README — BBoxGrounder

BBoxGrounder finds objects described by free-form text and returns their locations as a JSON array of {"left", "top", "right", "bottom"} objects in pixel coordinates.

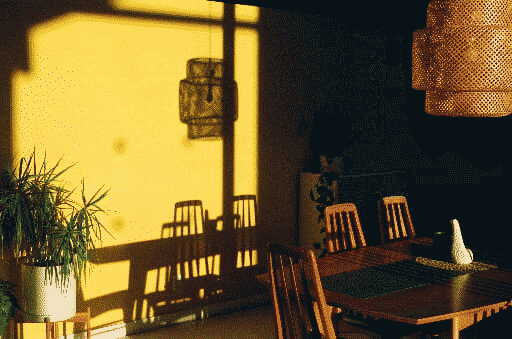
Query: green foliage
[
  {"left": 0, "top": 150, "right": 110, "bottom": 287},
  {"left": 0, "top": 280, "right": 17, "bottom": 335},
  {"left": 309, "top": 156, "right": 344, "bottom": 229},
  {"left": 309, "top": 156, "right": 343, "bottom": 254},
  {"left": 310, "top": 171, "right": 338, "bottom": 227},
  {"left": 0, "top": 280, "right": 16, "bottom": 316}
]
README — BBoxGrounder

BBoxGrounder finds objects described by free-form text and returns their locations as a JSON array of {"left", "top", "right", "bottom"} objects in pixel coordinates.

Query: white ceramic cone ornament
[{"left": 449, "top": 219, "right": 473, "bottom": 265}]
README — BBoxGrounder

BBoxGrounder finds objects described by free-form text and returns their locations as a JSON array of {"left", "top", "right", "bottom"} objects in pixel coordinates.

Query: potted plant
[
  {"left": 0, "top": 150, "right": 109, "bottom": 321},
  {"left": 0, "top": 280, "right": 16, "bottom": 337},
  {"left": 309, "top": 155, "right": 343, "bottom": 255}
]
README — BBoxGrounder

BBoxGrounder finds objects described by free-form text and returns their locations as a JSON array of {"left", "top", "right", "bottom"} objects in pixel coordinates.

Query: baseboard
[{"left": 59, "top": 294, "right": 270, "bottom": 338}]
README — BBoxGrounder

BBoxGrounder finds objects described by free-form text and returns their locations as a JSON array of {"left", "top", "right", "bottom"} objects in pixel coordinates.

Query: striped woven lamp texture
[{"left": 412, "top": 0, "right": 512, "bottom": 117}]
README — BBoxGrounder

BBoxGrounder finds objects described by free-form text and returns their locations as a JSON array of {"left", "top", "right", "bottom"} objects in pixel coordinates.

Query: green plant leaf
[{"left": 0, "top": 150, "right": 111, "bottom": 286}]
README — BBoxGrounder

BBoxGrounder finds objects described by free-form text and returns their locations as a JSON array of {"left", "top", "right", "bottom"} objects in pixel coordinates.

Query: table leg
[{"left": 451, "top": 316, "right": 459, "bottom": 339}]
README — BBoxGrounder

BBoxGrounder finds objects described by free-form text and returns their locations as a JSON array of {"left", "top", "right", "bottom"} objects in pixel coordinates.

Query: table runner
[
  {"left": 415, "top": 257, "right": 497, "bottom": 272},
  {"left": 321, "top": 259, "right": 494, "bottom": 299}
]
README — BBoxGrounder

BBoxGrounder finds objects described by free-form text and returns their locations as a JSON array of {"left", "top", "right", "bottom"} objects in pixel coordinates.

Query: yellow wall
[{"left": 10, "top": 1, "right": 259, "bottom": 335}]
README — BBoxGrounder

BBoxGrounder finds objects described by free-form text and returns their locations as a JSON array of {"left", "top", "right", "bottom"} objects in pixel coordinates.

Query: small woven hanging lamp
[
  {"left": 412, "top": 0, "right": 512, "bottom": 117},
  {"left": 179, "top": 58, "right": 238, "bottom": 139}
]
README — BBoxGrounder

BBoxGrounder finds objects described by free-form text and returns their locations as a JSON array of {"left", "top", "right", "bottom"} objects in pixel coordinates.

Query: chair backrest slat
[
  {"left": 397, "top": 203, "right": 407, "bottom": 238},
  {"left": 339, "top": 213, "right": 348, "bottom": 250},
  {"left": 347, "top": 212, "right": 357, "bottom": 248},
  {"left": 390, "top": 202, "right": 399, "bottom": 238}
]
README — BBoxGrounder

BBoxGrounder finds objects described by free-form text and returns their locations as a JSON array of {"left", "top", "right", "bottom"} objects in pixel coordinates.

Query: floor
[
  {"left": 123, "top": 305, "right": 275, "bottom": 339},
  {"left": 115, "top": 304, "right": 485, "bottom": 339}
]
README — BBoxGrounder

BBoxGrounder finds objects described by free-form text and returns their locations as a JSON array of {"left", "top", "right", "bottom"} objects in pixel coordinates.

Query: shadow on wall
[
  {"left": 0, "top": 0, "right": 117, "bottom": 296},
  {"left": 78, "top": 197, "right": 265, "bottom": 329},
  {"left": 0, "top": 2, "right": 263, "bottom": 336}
]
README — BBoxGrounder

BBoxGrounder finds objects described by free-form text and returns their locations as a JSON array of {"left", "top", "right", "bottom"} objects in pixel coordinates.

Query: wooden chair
[
  {"left": 9, "top": 308, "right": 91, "bottom": 339},
  {"left": 378, "top": 195, "right": 416, "bottom": 244},
  {"left": 62, "top": 308, "right": 91, "bottom": 339},
  {"left": 324, "top": 203, "right": 366, "bottom": 254},
  {"left": 268, "top": 243, "right": 380, "bottom": 339}
]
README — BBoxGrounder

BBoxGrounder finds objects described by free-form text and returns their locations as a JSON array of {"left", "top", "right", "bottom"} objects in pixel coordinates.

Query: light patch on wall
[
  {"left": 142, "top": 299, "right": 153, "bottom": 318},
  {"left": 109, "top": 0, "right": 224, "bottom": 19},
  {"left": 212, "top": 254, "right": 221, "bottom": 275},
  {"left": 235, "top": 4, "right": 260, "bottom": 23},
  {"left": 10, "top": 1, "right": 259, "bottom": 334},
  {"left": 236, "top": 249, "right": 258, "bottom": 268},
  {"left": 109, "top": 0, "right": 259, "bottom": 23},
  {"left": 171, "top": 255, "right": 221, "bottom": 281},
  {"left": 234, "top": 27, "right": 259, "bottom": 197},
  {"left": 81, "top": 260, "right": 131, "bottom": 300},
  {"left": 92, "top": 309, "right": 127, "bottom": 328},
  {"left": 12, "top": 12, "right": 227, "bottom": 243},
  {"left": 157, "top": 266, "right": 168, "bottom": 291},
  {"left": 144, "top": 268, "right": 160, "bottom": 294},
  {"left": 132, "top": 299, "right": 138, "bottom": 320}
]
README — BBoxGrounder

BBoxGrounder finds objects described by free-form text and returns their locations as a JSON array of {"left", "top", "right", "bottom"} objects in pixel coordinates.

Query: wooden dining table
[{"left": 257, "top": 238, "right": 512, "bottom": 339}]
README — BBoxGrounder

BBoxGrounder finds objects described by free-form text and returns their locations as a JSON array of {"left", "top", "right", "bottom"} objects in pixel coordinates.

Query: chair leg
[
  {"left": 8, "top": 319, "right": 15, "bottom": 339},
  {"left": 87, "top": 307, "right": 91, "bottom": 339},
  {"left": 45, "top": 320, "right": 52, "bottom": 339}
]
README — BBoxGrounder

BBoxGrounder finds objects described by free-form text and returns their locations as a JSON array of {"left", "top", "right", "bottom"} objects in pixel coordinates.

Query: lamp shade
[
  {"left": 179, "top": 58, "right": 238, "bottom": 139},
  {"left": 412, "top": 0, "right": 512, "bottom": 117}
]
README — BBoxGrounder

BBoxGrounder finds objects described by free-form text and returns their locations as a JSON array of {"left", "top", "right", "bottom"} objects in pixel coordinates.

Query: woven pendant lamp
[
  {"left": 412, "top": 0, "right": 512, "bottom": 117},
  {"left": 179, "top": 58, "right": 238, "bottom": 139}
]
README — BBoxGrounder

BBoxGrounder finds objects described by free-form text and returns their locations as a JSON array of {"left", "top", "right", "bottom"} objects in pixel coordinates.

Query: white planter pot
[
  {"left": 20, "top": 264, "right": 76, "bottom": 322},
  {"left": 298, "top": 172, "right": 324, "bottom": 255}
]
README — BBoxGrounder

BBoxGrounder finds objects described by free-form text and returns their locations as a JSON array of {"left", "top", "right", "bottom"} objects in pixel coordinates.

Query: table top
[{"left": 258, "top": 238, "right": 512, "bottom": 325}]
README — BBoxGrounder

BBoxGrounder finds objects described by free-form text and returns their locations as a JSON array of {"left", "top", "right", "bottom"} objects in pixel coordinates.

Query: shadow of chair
[
  {"left": 378, "top": 195, "right": 416, "bottom": 244},
  {"left": 233, "top": 195, "right": 259, "bottom": 269},
  {"left": 215, "top": 195, "right": 266, "bottom": 301},
  {"left": 81, "top": 235, "right": 215, "bottom": 326},
  {"left": 148, "top": 200, "right": 224, "bottom": 319},
  {"left": 324, "top": 203, "right": 367, "bottom": 254},
  {"left": 80, "top": 197, "right": 265, "bottom": 330},
  {"left": 81, "top": 200, "right": 225, "bottom": 328}
]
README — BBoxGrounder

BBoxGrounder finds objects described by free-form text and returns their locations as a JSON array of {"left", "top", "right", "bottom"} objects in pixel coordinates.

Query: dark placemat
[{"left": 321, "top": 259, "right": 466, "bottom": 299}]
